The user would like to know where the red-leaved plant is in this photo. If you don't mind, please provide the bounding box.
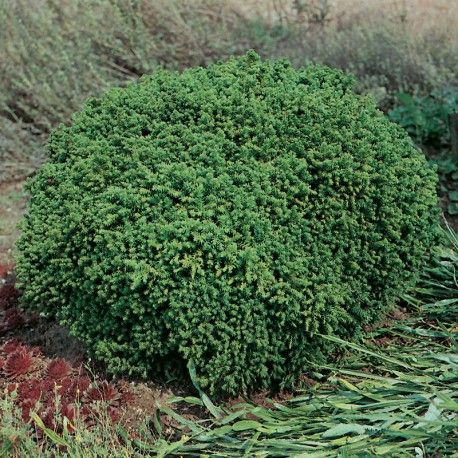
[83,381,120,407]
[1,338,133,438]
[47,358,72,380]
[0,284,19,309]
[3,349,33,379]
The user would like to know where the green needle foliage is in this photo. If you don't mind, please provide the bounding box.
[16,52,439,395]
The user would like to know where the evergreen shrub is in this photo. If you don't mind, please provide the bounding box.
[16,52,439,395]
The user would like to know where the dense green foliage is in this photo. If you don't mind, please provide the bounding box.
[16,53,439,395]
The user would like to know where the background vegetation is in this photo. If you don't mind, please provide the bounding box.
[1,0,457,182]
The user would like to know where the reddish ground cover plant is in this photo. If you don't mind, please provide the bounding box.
[0,267,135,437]
[0,283,19,309]
[1,339,134,433]
[0,278,35,335]
[3,348,33,379]
[2,339,24,354]
[46,358,72,380]
[84,380,120,407]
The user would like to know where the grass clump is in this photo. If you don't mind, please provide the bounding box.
[16,53,439,395]
[404,223,458,317]
[0,392,155,458]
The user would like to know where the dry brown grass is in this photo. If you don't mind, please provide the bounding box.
[1,0,456,184]
[335,0,458,34]
[236,0,458,28]
[0,180,27,265]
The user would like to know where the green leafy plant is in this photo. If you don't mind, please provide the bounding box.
[430,157,458,216]
[448,191,458,216]
[388,88,458,148]
[16,52,439,395]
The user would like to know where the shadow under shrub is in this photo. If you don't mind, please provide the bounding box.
[16,53,440,395]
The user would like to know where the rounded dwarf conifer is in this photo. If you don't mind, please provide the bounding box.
[16,52,439,395]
